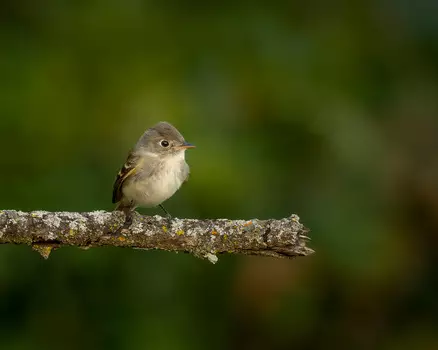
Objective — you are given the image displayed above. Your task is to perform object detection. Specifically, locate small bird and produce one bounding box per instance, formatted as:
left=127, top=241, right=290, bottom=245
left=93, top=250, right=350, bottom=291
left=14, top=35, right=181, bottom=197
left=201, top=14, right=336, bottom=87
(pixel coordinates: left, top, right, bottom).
left=112, top=121, right=195, bottom=220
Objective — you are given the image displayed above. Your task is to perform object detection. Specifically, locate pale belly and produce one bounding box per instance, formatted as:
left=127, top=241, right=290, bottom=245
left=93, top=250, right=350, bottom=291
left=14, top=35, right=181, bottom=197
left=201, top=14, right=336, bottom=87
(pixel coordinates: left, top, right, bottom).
left=122, top=164, right=186, bottom=207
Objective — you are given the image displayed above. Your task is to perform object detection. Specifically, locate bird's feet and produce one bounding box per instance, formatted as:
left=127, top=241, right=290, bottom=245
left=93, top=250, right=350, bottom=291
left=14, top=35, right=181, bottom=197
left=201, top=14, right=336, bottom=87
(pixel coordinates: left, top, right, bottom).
left=159, top=204, right=172, bottom=222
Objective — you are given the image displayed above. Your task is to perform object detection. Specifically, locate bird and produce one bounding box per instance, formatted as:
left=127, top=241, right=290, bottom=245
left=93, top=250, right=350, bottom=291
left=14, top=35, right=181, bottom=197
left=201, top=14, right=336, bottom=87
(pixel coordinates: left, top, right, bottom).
left=112, top=121, right=195, bottom=221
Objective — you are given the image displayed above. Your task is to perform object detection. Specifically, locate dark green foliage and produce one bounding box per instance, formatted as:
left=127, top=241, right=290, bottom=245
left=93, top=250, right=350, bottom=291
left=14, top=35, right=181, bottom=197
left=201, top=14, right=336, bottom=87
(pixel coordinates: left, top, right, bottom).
left=1, top=1, right=437, bottom=349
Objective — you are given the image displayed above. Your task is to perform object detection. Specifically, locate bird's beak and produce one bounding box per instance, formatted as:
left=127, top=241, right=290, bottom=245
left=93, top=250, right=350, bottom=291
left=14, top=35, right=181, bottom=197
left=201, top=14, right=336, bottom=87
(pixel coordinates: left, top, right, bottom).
left=176, top=142, right=195, bottom=150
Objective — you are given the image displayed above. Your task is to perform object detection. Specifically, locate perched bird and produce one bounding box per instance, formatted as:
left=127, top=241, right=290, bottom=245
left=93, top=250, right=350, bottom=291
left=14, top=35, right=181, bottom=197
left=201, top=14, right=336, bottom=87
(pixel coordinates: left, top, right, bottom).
left=112, top=121, right=195, bottom=219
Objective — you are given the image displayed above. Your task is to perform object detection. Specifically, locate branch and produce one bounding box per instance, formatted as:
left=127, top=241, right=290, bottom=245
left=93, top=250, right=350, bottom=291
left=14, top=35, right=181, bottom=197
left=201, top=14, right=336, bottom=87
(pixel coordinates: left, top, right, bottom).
left=0, top=210, right=313, bottom=263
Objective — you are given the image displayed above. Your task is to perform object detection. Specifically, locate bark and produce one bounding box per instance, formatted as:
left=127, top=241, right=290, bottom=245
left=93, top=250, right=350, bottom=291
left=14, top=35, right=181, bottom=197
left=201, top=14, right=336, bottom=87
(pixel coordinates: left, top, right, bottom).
left=0, top=210, right=313, bottom=263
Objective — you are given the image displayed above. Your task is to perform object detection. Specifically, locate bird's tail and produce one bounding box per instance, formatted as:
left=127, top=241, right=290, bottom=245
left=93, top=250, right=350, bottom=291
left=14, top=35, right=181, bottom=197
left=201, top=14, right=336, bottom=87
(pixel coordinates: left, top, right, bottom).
left=114, top=201, right=135, bottom=215
left=114, top=201, right=137, bottom=228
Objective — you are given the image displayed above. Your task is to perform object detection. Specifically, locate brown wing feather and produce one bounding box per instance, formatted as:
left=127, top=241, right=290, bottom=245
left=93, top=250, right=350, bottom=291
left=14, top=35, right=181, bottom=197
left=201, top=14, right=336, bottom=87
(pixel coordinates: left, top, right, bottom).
left=112, top=152, right=141, bottom=204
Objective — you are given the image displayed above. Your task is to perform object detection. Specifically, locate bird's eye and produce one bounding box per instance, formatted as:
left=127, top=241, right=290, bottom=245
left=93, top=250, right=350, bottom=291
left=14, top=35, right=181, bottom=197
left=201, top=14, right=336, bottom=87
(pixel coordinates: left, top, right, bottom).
left=160, top=140, right=169, bottom=147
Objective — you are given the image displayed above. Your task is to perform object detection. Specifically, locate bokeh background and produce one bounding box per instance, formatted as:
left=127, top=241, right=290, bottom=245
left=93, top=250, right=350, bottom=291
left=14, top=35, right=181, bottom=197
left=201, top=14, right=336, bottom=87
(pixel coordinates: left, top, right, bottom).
left=1, top=1, right=438, bottom=349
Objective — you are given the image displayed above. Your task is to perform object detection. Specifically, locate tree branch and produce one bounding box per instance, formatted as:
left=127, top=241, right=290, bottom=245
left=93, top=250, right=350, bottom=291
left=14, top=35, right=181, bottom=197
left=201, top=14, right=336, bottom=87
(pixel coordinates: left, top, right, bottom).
left=0, top=210, right=313, bottom=263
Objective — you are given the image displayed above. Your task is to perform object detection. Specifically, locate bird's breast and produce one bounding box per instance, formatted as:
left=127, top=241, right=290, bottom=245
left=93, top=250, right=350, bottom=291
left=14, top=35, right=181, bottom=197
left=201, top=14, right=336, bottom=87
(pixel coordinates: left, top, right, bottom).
left=123, top=153, right=188, bottom=207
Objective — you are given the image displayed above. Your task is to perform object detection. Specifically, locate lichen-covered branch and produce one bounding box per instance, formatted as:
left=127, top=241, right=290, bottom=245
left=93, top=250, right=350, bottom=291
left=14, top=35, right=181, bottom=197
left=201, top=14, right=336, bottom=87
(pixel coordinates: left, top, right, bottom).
left=0, top=210, right=313, bottom=263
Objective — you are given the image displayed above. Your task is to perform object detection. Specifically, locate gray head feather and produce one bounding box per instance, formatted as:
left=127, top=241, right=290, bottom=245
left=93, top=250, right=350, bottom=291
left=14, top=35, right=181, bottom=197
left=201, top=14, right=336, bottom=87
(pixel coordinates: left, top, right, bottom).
left=136, top=121, right=187, bottom=156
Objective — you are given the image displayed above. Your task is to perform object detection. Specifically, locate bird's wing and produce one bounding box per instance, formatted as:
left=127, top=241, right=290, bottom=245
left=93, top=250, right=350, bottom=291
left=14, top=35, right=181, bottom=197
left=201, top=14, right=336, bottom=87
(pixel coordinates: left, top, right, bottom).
left=112, top=152, right=144, bottom=204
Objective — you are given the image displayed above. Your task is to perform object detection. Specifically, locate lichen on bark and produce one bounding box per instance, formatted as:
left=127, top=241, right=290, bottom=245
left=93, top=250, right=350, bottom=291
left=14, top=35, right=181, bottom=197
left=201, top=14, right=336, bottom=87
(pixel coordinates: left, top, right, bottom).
left=0, top=210, right=313, bottom=262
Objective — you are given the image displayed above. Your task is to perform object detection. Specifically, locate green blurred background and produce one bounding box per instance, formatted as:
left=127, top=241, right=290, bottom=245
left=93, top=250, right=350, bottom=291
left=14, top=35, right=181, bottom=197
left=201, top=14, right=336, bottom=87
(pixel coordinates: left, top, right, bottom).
left=1, top=1, right=438, bottom=349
